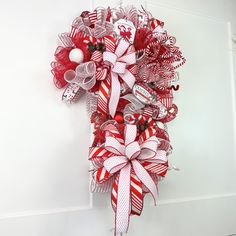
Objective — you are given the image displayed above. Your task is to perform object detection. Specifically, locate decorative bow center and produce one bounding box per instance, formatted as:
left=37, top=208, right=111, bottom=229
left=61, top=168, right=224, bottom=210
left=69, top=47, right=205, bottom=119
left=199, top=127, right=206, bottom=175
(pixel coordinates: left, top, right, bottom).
left=103, top=51, right=127, bottom=75
left=125, top=141, right=141, bottom=160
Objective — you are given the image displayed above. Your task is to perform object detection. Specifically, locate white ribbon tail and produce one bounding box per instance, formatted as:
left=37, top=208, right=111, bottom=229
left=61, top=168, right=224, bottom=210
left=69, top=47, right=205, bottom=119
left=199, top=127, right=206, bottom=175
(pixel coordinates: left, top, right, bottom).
left=115, top=163, right=131, bottom=234
left=120, top=69, right=135, bottom=89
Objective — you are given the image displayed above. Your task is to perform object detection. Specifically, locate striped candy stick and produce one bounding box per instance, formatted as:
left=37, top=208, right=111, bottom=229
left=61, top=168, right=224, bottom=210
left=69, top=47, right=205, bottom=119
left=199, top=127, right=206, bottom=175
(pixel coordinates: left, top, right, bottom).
left=139, top=126, right=157, bottom=144
left=103, top=123, right=124, bottom=144
left=149, top=18, right=164, bottom=29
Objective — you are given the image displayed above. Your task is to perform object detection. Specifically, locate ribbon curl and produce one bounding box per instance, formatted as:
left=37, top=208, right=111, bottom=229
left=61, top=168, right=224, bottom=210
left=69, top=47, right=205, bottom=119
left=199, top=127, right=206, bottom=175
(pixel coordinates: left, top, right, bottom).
left=64, top=61, right=97, bottom=90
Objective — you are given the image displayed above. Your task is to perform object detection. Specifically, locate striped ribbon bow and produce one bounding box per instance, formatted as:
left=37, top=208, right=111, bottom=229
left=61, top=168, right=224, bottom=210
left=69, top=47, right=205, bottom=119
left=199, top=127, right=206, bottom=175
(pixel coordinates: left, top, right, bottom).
left=102, top=38, right=137, bottom=118
left=90, top=124, right=168, bottom=235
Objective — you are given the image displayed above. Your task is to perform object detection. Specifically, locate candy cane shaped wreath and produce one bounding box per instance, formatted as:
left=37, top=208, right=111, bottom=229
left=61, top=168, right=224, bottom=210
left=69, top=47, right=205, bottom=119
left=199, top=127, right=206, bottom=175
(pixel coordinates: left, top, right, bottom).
left=50, top=6, right=185, bottom=235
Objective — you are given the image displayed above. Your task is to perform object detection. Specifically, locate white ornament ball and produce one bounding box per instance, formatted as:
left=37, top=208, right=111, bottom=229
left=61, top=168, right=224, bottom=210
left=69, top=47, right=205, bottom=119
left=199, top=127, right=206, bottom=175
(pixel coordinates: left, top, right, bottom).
left=69, top=48, right=84, bottom=63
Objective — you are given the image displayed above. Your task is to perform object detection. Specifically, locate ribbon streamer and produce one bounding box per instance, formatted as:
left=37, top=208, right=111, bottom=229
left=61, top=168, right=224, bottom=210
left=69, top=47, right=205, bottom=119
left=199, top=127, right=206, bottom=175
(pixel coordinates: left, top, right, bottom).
left=103, top=39, right=136, bottom=117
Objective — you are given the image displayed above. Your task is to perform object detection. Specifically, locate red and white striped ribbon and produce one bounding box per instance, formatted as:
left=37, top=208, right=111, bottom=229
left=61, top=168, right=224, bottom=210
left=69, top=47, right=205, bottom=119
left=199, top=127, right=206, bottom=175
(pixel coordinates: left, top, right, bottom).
left=103, top=39, right=136, bottom=117
left=97, top=77, right=111, bottom=115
